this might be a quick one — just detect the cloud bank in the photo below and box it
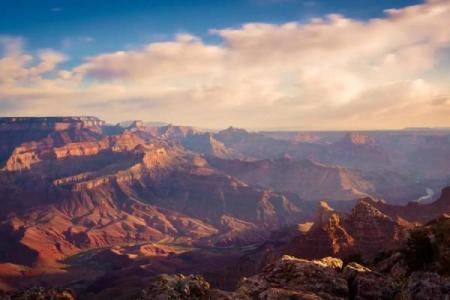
[0,0,449,129]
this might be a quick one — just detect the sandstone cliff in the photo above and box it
[282,199,406,259]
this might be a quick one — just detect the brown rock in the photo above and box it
[343,262,398,300]
[136,274,213,300]
[236,255,348,299]
[403,272,450,300]
[0,286,75,300]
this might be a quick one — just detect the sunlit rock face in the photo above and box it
[0,117,311,271]
[0,117,105,170]
[281,199,406,259]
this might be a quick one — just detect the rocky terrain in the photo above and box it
[0,117,310,284]
[9,213,450,300]
[280,199,407,260]
[208,156,377,201]
[96,214,450,299]
[0,117,449,298]
[367,186,450,224]
[178,128,448,203]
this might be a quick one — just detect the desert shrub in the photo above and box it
[402,229,436,272]
[372,250,393,266]
[429,218,450,275]
[342,252,365,267]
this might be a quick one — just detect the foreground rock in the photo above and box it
[403,272,450,300]
[236,255,348,299]
[0,287,75,300]
[135,256,349,300]
[136,214,450,300]
[136,274,211,300]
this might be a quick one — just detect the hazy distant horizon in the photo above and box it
[2,114,450,132]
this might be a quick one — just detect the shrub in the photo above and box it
[402,229,435,272]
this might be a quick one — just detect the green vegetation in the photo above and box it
[402,229,435,271]
[402,216,450,274]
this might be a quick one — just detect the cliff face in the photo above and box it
[0,117,105,169]
[282,199,406,259]
[3,129,150,171]
[343,200,406,255]
[0,119,309,269]
[282,202,353,259]
[0,117,105,132]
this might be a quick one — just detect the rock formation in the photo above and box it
[208,156,376,201]
[0,117,450,298]
[135,215,450,300]
[367,186,450,224]
[0,287,75,300]
[282,199,406,259]
[0,118,309,271]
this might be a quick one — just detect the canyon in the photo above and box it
[0,117,449,299]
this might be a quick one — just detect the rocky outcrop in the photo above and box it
[283,200,405,259]
[134,233,450,300]
[4,214,450,299]
[235,255,348,299]
[344,199,406,256]
[136,274,217,300]
[0,287,75,300]
[283,201,353,259]
[135,256,349,300]
[402,272,450,300]
[343,262,397,299]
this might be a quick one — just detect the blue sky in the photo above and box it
[0,0,449,129]
[1,0,422,66]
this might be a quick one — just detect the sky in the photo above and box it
[0,0,449,130]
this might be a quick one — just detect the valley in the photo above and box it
[0,117,449,299]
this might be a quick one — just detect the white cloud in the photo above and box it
[0,0,450,129]
[0,38,67,85]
